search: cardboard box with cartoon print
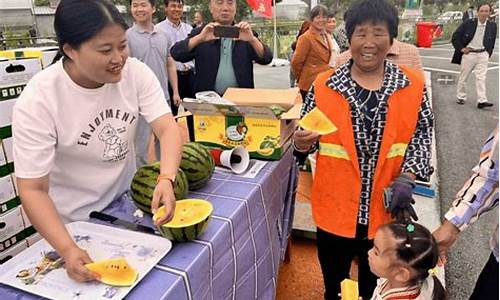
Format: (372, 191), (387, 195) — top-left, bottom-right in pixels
(183, 88), (301, 160)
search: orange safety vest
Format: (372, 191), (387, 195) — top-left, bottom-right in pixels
(311, 66), (425, 239)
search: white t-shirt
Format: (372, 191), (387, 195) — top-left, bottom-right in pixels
(370, 277), (434, 300)
(12, 57), (171, 223)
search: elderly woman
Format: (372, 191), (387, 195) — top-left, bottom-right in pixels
(291, 5), (332, 101)
(292, 0), (433, 298)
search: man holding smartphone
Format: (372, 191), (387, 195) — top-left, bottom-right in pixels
(170, 0), (273, 95)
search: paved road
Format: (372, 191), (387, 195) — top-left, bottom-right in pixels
(253, 41), (499, 300)
(421, 43), (499, 300)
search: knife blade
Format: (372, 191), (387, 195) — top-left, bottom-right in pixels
(89, 211), (158, 235)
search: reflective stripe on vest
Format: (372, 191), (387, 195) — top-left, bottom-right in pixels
(387, 143), (408, 158)
(319, 142), (350, 160)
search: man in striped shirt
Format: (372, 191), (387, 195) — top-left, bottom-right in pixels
(433, 127), (498, 300)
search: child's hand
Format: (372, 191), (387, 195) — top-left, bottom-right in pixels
(61, 245), (99, 282)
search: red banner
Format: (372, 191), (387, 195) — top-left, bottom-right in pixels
(246, 0), (273, 19)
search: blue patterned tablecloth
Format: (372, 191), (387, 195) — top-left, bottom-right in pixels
(0, 148), (298, 300)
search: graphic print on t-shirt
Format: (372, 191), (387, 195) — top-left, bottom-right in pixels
(77, 108), (137, 163)
(98, 123), (128, 161)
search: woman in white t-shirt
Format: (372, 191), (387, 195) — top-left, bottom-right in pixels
(12, 0), (182, 282)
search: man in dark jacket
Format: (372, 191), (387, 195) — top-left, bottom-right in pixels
(463, 6), (475, 22)
(452, 3), (497, 109)
(170, 0), (273, 95)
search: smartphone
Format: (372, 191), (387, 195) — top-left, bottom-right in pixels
(213, 25), (240, 39)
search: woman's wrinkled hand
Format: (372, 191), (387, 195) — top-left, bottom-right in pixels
(293, 129), (320, 152)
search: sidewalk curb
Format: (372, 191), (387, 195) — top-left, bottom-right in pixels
(413, 71), (446, 286)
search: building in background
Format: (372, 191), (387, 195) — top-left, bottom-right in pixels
(275, 0), (308, 20)
(0, 0), (34, 31)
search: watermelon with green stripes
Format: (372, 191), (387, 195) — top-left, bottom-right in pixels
(131, 162), (189, 214)
(153, 199), (213, 242)
(180, 142), (215, 190)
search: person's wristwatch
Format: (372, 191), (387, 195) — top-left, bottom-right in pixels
(156, 173), (176, 186)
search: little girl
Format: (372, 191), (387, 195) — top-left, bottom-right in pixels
(368, 222), (446, 300)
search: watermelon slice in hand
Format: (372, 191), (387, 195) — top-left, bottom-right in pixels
(298, 107), (337, 135)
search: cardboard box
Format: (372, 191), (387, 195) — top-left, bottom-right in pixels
(2, 137), (12, 164)
(0, 46), (59, 69)
(0, 233), (20, 252)
(0, 239), (27, 264)
(0, 140), (6, 167)
(183, 88), (301, 160)
(0, 174), (18, 215)
(25, 232), (41, 247)
(0, 57), (41, 90)
(20, 206), (31, 228)
(0, 57), (42, 132)
(0, 98), (16, 129)
(0, 206), (24, 242)
(223, 88), (301, 111)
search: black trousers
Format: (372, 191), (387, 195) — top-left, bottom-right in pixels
(300, 89), (308, 102)
(168, 71), (195, 141)
(316, 228), (378, 300)
(470, 252), (499, 300)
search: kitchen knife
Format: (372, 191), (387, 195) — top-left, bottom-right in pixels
(89, 211), (158, 235)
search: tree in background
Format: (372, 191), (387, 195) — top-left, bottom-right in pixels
(184, 0), (252, 22)
(34, 0), (50, 6)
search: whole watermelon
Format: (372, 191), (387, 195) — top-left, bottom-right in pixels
(131, 162), (189, 213)
(180, 142), (215, 190)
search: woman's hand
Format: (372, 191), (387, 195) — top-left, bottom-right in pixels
(151, 180), (176, 225)
(61, 245), (99, 282)
(293, 129), (320, 152)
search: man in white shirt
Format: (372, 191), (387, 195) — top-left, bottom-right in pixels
(157, 0), (194, 114)
(157, 0), (195, 141)
(127, 0), (180, 166)
(452, 3), (498, 109)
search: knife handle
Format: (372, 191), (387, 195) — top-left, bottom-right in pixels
(89, 211), (117, 222)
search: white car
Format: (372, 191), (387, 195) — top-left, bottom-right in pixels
(436, 11), (463, 23)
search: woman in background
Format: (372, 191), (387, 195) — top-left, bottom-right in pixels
(291, 5), (332, 101)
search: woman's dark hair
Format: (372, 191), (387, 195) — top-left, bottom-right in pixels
(54, 0), (128, 58)
(344, 0), (398, 44)
(310, 4), (329, 21)
(478, 3), (492, 12)
(383, 222), (447, 300)
(291, 20), (310, 51)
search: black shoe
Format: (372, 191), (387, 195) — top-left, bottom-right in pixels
(477, 102), (494, 109)
(457, 98), (465, 104)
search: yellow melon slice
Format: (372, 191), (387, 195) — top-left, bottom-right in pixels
(298, 107), (337, 135)
(85, 258), (138, 286)
(153, 199), (213, 242)
(340, 279), (359, 300)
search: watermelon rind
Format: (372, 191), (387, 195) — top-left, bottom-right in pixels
(155, 199), (213, 242)
(179, 143), (215, 190)
(131, 163), (189, 214)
